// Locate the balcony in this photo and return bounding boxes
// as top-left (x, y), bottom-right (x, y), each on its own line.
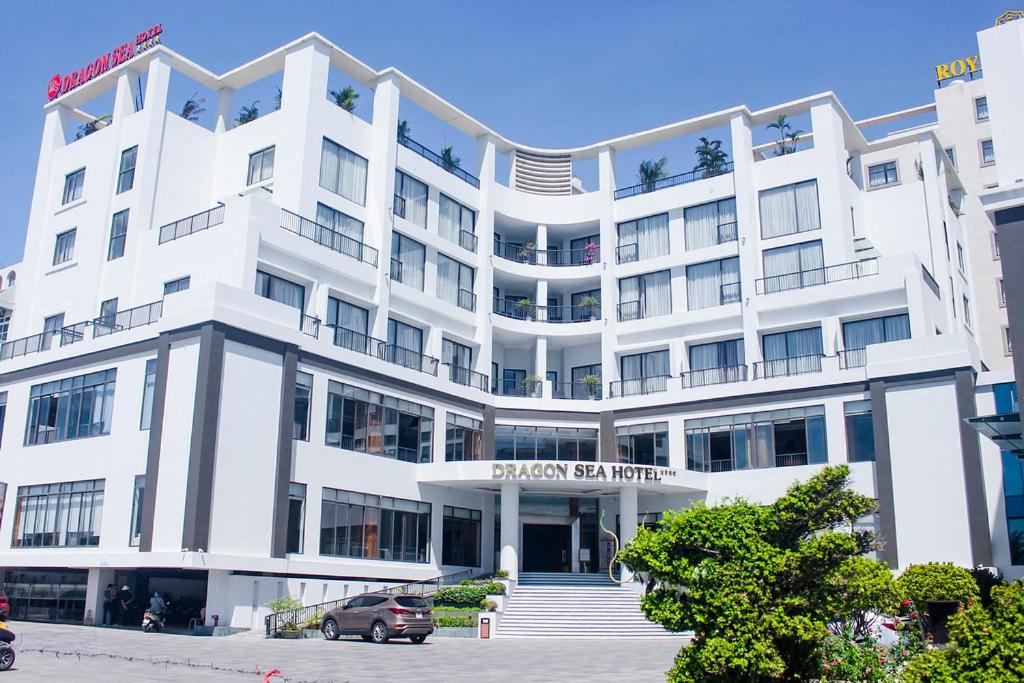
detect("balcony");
top-left (493, 239), bottom-right (600, 267)
top-left (616, 299), bottom-right (668, 323)
top-left (494, 377), bottom-right (542, 398)
top-left (838, 348), bottom-right (867, 369)
top-left (93, 301), bottom-right (163, 338)
top-left (158, 204), bottom-right (225, 244)
top-left (755, 258), bottom-right (879, 295)
top-left (681, 365), bottom-right (748, 388)
top-left (552, 381), bottom-right (602, 400)
top-left (324, 325), bottom-right (438, 376)
top-left (493, 297), bottom-right (600, 323)
top-left (393, 194), bottom-right (406, 219)
top-left (753, 354), bottom-right (825, 379)
top-left (609, 375), bottom-right (671, 398)
top-left (615, 242), bottom-right (639, 264)
top-left (300, 314), bottom-right (321, 338)
top-left (280, 209), bottom-right (379, 267)
top-left (444, 364), bottom-right (490, 392)
top-left (456, 289), bottom-right (476, 312)
top-left (398, 135), bottom-right (480, 188)
top-left (614, 162), bottom-right (734, 200)
top-left (452, 229), bottom-right (478, 253)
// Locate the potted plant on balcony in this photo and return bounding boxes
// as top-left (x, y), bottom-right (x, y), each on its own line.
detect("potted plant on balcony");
top-left (638, 157), bottom-right (669, 193)
top-left (523, 374), bottom-right (542, 396)
top-left (397, 119), bottom-right (411, 143)
top-left (582, 374), bottom-right (602, 398)
top-left (520, 242), bottom-right (536, 263)
top-left (767, 115), bottom-right (803, 156)
top-left (516, 297), bottom-right (535, 320)
top-left (583, 241), bottom-right (600, 265)
top-left (579, 295), bottom-right (600, 320)
top-left (180, 93), bottom-right (206, 122)
top-left (694, 137), bottom-right (729, 178)
top-left (440, 146), bottom-right (461, 172)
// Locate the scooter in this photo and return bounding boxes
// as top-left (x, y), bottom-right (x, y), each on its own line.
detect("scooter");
top-left (0, 620), bottom-right (15, 671)
top-left (141, 609), bottom-right (167, 633)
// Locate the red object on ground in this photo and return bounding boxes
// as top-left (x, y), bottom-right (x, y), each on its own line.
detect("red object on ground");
top-left (262, 669), bottom-right (283, 682)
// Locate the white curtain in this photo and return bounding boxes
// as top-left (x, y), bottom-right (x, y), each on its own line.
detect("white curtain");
top-left (684, 201), bottom-right (720, 249)
top-left (319, 139), bottom-right (339, 194)
top-left (763, 241), bottom-right (822, 292)
top-left (392, 234), bottom-right (425, 290)
top-left (321, 139), bottom-right (368, 206)
top-left (618, 276), bottom-right (640, 319)
top-left (644, 350), bottom-right (670, 377)
top-left (844, 314), bottom-right (910, 349)
top-left (686, 260), bottom-right (722, 310)
top-left (619, 213), bottom-right (669, 260)
top-left (759, 185), bottom-right (797, 238)
top-left (436, 254), bottom-right (459, 305)
top-left (389, 320), bottom-right (422, 353)
top-left (641, 270), bottom-right (672, 317)
top-left (396, 171), bottom-right (428, 228)
top-left (794, 181), bottom-right (821, 231)
top-left (438, 195), bottom-right (461, 243)
top-left (689, 343), bottom-right (721, 370)
top-left (884, 314), bottom-right (911, 341)
top-left (620, 354), bottom-right (643, 380)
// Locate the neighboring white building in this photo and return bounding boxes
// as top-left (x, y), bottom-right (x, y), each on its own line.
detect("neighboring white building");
top-left (0, 19), bottom-right (1021, 630)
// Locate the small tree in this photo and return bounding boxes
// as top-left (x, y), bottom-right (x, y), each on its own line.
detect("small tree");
top-left (180, 93), bottom-right (206, 122)
top-left (330, 86), bottom-right (359, 112)
top-left (694, 137), bottom-right (729, 178)
top-left (619, 465), bottom-right (886, 682)
top-left (236, 100), bottom-right (260, 126)
top-left (397, 119), bottom-right (411, 142)
top-left (638, 157), bottom-right (669, 192)
top-left (440, 146), bottom-right (460, 171)
top-left (768, 115), bottom-right (804, 156)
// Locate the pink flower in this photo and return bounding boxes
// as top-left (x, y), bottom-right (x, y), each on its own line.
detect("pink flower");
top-left (902, 599), bottom-right (912, 607)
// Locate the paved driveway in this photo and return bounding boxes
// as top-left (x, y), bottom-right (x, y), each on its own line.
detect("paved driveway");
top-left (2, 621), bottom-right (684, 682)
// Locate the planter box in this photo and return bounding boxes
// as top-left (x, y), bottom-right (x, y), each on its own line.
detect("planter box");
top-left (486, 594), bottom-right (508, 611)
top-left (432, 626), bottom-right (478, 638)
top-left (279, 630), bottom-right (301, 639)
top-left (301, 629), bottom-right (324, 639)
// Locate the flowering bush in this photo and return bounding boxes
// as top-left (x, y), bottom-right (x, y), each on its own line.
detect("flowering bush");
top-left (896, 563), bottom-right (979, 608)
top-left (818, 623), bottom-right (927, 682)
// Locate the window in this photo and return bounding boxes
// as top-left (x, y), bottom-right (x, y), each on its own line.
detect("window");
top-left (761, 240), bottom-right (824, 293)
top-left (326, 297), bottom-right (369, 352)
top-left (62, 168), bottom-right (85, 204)
top-left (98, 298), bottom-right (118, 329)
top-left (568, 234), bottom-right (600, 265)
top-left (570, 290), bottom-right (601, 321)
top-left (957, 243), bottom-right (966, 273)
top-left (443, 506), bottom-right (481, 567)
top-left (107, 210), bottom-right (129, 260)
top-left (944, 147), bottom-right (957, 168)
top-left (286, 483), bottom-right (306, 554)
top-left (617, 349), bottom-right (670, 396)
top-left (981, 139), bottom-right (995, 165)
top-left (25, 369), bottom-right (117, 445)
top-left (616, 213), bottom-right (669, 263)
top-left (446, 413), bottom-right (483, 461)
top-left (841, 314), bottom-right (910, 367)
top-left (0, 309), bottom-right (9, 343)
top-left (53, 229), bottom-right (76, 265)
top-left (616, 423), bottom-right (669, 466)
top-left (390, 233), bottom-right (426, 290)
top-left (494, 425), bottom-right (598, 461)
top-left (618, 270), bottom-right (671, 321)
top-left (684, 197), bottom-right (737, 249)
top-left (387, 319), bottom-right (424, 370)
top-left (1004, 326), bottom-right (1013, 356)
top-left (43, 314), bottom-right (65, 345)
top-left (844, 401), bottom-right (875, 462)
top-left (325, 380), bottom-right (434, 463)
top-left (963, 295), bottom-right (973, 328)
top-left (246, 146), bottom-right (275, 185)
top-left (686, 405), bottom-right (827, 472)
top-left (12, 479), bottom-right (105, 547)
top-left (999, 279), bottom-right (1007, 307)
top-left (687, 339), bottom-right (745, 386)
top-left (867, 161), bottom-right (899, 188)
top-left (315, 203), bottom-right (365, 259)
top-left (294, 372), bottom-right (312, 440)
top-left (117, 146), bottom-right (138, 193)
top-left (140, 358), bottom-right (157, 430)
top-left (0, 392), bottom-right (6, 448)
top-left (255, 270), bottom-right (305, 311)
top-left (394, 170), bottom-right (428, 227)
top-left (442, 338), bottom-right (474, 386)
top-left (163, 276), bottom-right (190, 296)
top-left (319, 487), bottom-right (431, 563)
top-left (569, 364), bottom-right (602, 399)
top-left (319, 138), bottom-right (368, 205)
top-left (438, 194), bottom-right (476, 248)
top-left (943, 222), bottom-right (951, 260)
top-left (686, 256), bottom-right (740, 310)
top-left (975, 96), bottom-right (989, 121)
top-left (759, 180), bottom-right (820, 238)
top-left (436, 254), bottom-right (475, 310)
top-left (992, 232), bottom-right (1001, 260)
top-left (129, 475), bottom-right (144, 546)
top-left (761, 327), bottom-right (823, 377)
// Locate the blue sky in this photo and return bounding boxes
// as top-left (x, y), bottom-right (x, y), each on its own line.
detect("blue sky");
top-left (0, 0), bottom-right (1007, 266)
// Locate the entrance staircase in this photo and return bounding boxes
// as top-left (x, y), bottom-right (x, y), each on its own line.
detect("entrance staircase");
top-left (495, 572), bottom-right (685, 639)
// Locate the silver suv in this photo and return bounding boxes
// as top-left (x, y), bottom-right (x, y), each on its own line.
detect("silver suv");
top-left (321, 594), bottom-right (433, 644)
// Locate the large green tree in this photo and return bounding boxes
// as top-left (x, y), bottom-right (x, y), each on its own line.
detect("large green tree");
top-left (619, 465), bottom-right (888, 682)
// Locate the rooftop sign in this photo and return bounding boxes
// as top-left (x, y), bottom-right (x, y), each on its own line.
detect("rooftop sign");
top-left (995, 10), bottom-right (1024, 24)
top-left (935, 55), bottom-right (981, 85)
top-left (46, 24), bottom-right (163, 101)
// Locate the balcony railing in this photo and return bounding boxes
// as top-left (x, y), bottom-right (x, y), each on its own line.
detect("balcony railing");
top-left (390, 258), bottom-right (404, 283)
top-left (681, 365), bottom-right (748, 388)
top-left (445, 364), bottom-right (490, 392)
top-left (457, 288), bottom-right (476, 312)
top-left (775, 452), bottom-right (809, 468)
top-left (494, 378), bottom-right (542, 398)
top-left (1, 330), bottom-right (57, 360)
top-left (92, 301), bottom-right (163, 338)
top-left (753, 354), bottom-right (825, 379)
top-left (720, 282), bottom-right (741, 305)
top-left (379, 343), bottom-right (439, 376)
top-left (609, 375), bottom-right (671, 397)
top-left (458, 229), bottom-right (478, 253)
top-left (3, 302), bottom-right (164, 361)
top-left (493, 297), bottom-right (600, 323)
top-left (393, 194), bottom-right (407, 219)
top-left (552, 381), bottom-right (603, 400)
top-left (280, 209), bottom-right (378, 267)
top-left (838, 348), bottom-right (868, 369)
top-left (492, 239), bottom-right (597, 267)
top-left (755, 258), bottom-right (879, 295)
top-left (300, 314), bottom-right (321, 338)
top-left (614, 162), bottom-right (735, 200)
top-left (616, 242), bottom-right (639, 264)
top-left (398, 135), bottom-right (480, 188)
top-left (717, 221), bottom-right (739, 244)
top-left (616, 299), bottom-right (664, 322)
top-left (327, 325), bottom-right (385, 357)
top-left (158, 204), bottom-right (225, 244)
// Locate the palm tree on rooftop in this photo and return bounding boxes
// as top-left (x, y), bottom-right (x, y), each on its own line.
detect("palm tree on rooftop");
top-left (180, 93), bottom-right (206, 122)
top-left (694, 137), bottom-right (729, 178)
top-left (440, 146), bottom-right (460, 171)
top-left (330, 87), bottom-right (359, 112)
top-left (638, 157), bottom-right (669, 192)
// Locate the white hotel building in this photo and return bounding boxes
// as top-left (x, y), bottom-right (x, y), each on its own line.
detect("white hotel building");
top-left (0, 19), bottom-right (1022, 631)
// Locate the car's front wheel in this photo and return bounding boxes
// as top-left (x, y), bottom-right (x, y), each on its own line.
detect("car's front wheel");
top-left (322, 618), bottom-right (340, 641)
top-left (410, 635), bottom-right (427, 644)
top-left (370, 621), bottom-right (389, 644)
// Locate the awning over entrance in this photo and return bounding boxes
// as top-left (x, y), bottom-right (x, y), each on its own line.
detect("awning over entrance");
top-left (966, 413), bottom-right (1024, 455)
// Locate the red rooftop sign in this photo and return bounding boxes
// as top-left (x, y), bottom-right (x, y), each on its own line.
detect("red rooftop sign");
top-left (46, 24), bottom-right (164, 101)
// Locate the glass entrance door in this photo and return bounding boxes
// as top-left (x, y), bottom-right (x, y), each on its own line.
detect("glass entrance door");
top-left (522, 524), bottom-right (572, 572)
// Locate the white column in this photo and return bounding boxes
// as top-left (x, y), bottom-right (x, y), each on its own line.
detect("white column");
top-left (571, 517), bottom-right (581, 573)
top-left (597, 146), bottom-right (618, 385)
top-left (214, 88), bottom-right (234, 133)
top-left (534, 336), bottom-right (548, 396)
top-left (619, 486), bottom-right (638, 582)
top-left (729, 112), bottom-right (762, 370)
top-left (500, 482), bottom-right (520, 581)
top-left (368, 74), bottom-right (402, 339)
top-left (113, 70), bottom-right (141, 121)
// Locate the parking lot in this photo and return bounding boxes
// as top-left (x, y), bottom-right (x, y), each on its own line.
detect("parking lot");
top-left (2, 621), bottom-right (685, 682)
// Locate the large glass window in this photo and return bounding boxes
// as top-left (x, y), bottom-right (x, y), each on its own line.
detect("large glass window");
top-left (325, 380), bottom-right (434, 463)
top-left (53, 229), bottom-right (76, 266)
top-left (117, 146), bottom-right (138, 193)
top-left (761, 240), bottom-right (824, 292)
top-left (687, 339), bottom-right (745, 386)
top-left (390, 233), bottom-right (426, 290)
top-left (163, 276), bottom-right (190, 296)
top-left (438, 194), bottom-right (475, 247)
top-left (327, 297), bottom-right (369, 352)
top-left (129, 475), bottom-right (144, 546)
top-left (443, 506), bottom-right (481, 567)
top-left (684, 197), bottom-right (737, 249)
top-left (761, 327), bottom-right (823, 377)
top-left (246, 146), bottom-right (275, 185)
top-left (686, 405), bottom-right (827, 472)
top-left (616, 422), bottom-right (669, 466)
top-left (841, 314), bottom-right (911, 367)
top-left (25, 369), bottom-right (117, 445)
top-left (618, 270), bottom-right (671, 321)
top-left (319, 487), bottom-right (431, 563)
top-left (62, 168), bottom-right (85, 205)
top-left (442, 338), bottom-right (474, 385)
top-left (437, 254), bottom-right (474, 310)
top-left (686, 256), bottom-right (740, 309)
top-left (316, 202), bottom-right (365, 259)
top-left (616, 213), bottom-right (669, 263)
top-left (446, 413), bottom-right (483, 461)
top-left (618, 349), bottom-right (670, 395)
top-left (319, 138), bottom-right (368, 205)
top-left (287, 483), bottom-right (306, 554)
top-left (387, 319), bottom-right (424, 370)
top-left (294, 372), bottom-right (312, 440)
top-left (844, 400), bottom-right (875, 463)
top-left (494, 425), bottom-right (598, 461)
top-left (570, 234), bottom-right (601, 265)
top-left (140, 358), bottom-right (157, 430)
top-left (867, 161), bottom-right (899, 188)
top-left (107, 210), bottom-right (129, 261)
top-left (394, 170), bottom-right (428, 228)
top-left (12, 479), bottom-right (105, 547)
top-left (255, 270), bottom-right (305, 311)
top-left (759, 180), bottom-right (820, 238)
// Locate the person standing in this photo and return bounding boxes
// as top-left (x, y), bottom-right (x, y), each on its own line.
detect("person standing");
top-left (102, 584), bottom-right (116, 626)
top-left (118, 584), bottom-right (134, 626)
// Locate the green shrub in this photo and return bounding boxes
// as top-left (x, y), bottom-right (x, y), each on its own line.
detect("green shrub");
top-left (435, 582), bottom-right (505, 607)
top-left (494, 569), bottom-right (509, 579)
top-left (434, 614), bottom-right (476, 628)
top-left (896, 563), bottom-right (979, 608)
top-left (902, 581), bottom-right (1024, 683)
top-left (969, 567), bottom-right (1006, 608)
top-left (265, 596), bottom-right (303, 613)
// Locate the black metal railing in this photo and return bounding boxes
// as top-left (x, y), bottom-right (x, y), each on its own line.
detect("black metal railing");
top-left (379, 344), bottom-right (439, 376)
top-left (390, 258), bottom-right (404, 283)
top-left (393, 194), bottom-right (407, 219)
top-left (300, 314), bottom-right (320, 338)
top-left (681, 365), bottom-right (748, 388)
top-left (457, 288), bottom-right (476, 312)
top-left (158, 204), bottom-right (225, 244)
top-left (398, 136), bottom-right (480, 188)
top-left (775, 452), bottom-right (809, 468)
top-left (0, 331), bottom-right (56, 360)
top-left (495, 378), bottom-right (543, 397)
top-left (493, 297), bottom-right (599, 323)
top-left (458, 229), bottom-right (478, 253)
top-left (445, 364), bottom-right (490, 392)
top-left (717, 221), bottom-right (739, 243)
top-left (609, 375), bottom-right (671, 397)
top-left (755, 258), bottom-right (879, 295)
top-left (616, 242), bottom-right (639, 264)
top-left (327, 325), bottom-right (385, 356)
top-left (280, 209), bottom-right (378, 267)
top-left (617, 299), bottom-right (659, 322)
top-left (720, 282), bottom-right (741, 305)
top-left (838, 348), bottom-right (867, 369)
top-left (552, 381), bottom-right (603, 400)
top-left (753, 354), bottom-right (825, 379)
top-left (614, 162), bottom-right (735, 200)
top-left (92, 301), bottom-right (163, 338)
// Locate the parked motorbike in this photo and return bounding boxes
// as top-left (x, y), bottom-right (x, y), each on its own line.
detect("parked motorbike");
top-left (141, 609), bottom-right (167, 633)
top-left (0, 620), bottom-right (15, 671)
